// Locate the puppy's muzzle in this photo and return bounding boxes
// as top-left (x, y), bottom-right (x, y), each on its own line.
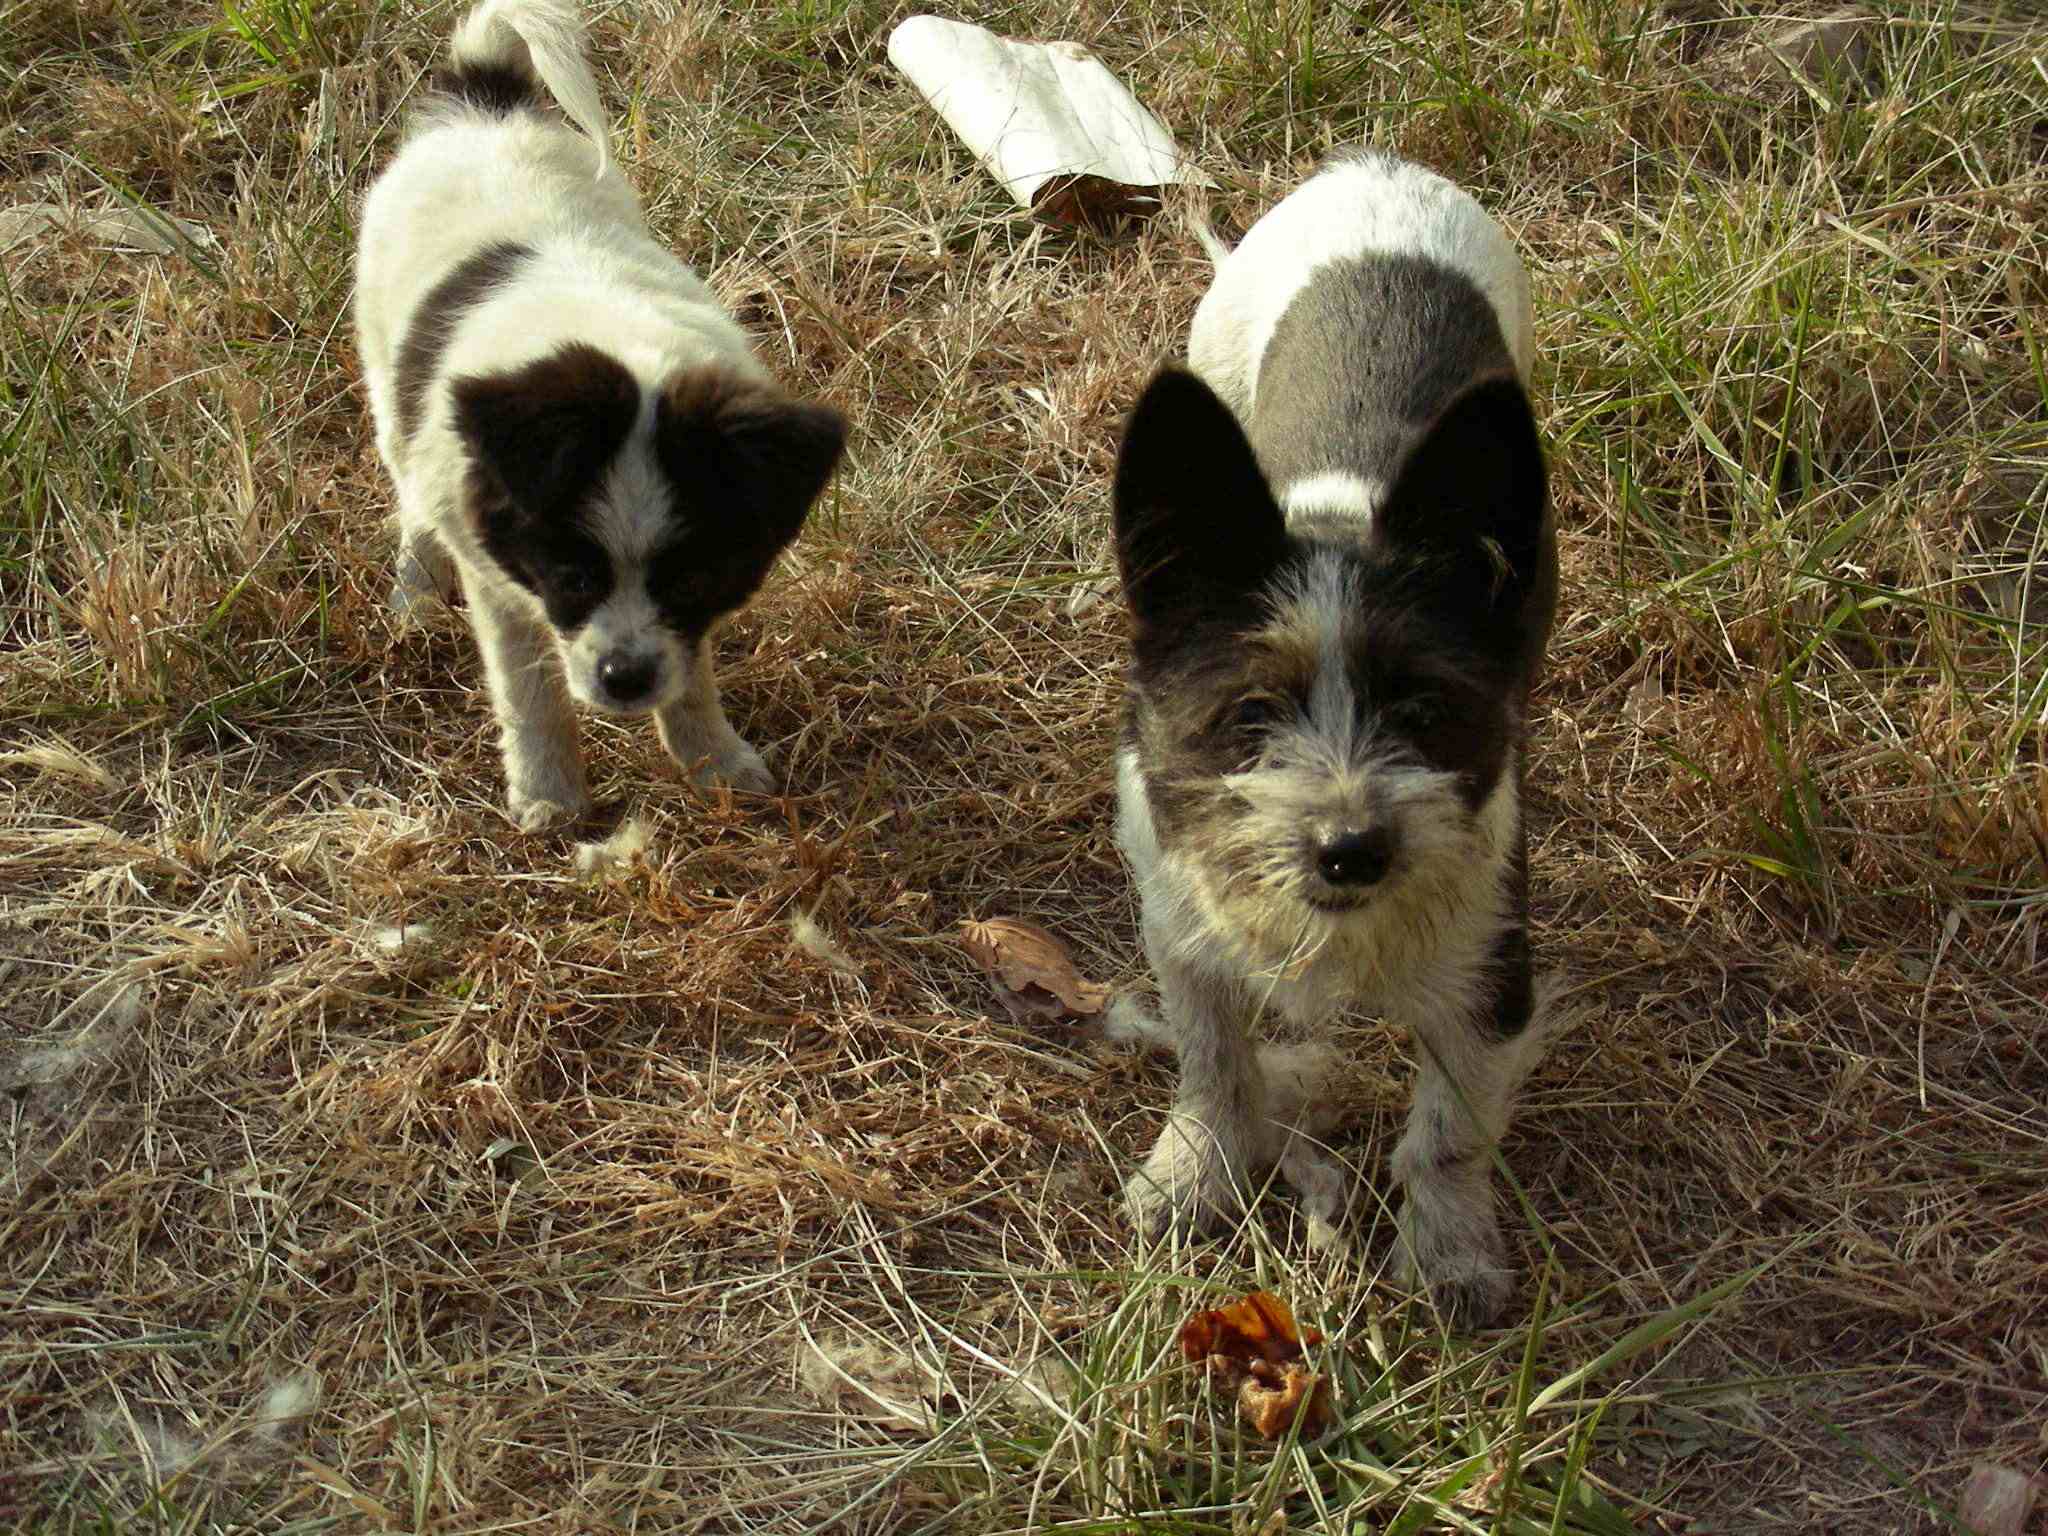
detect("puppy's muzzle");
top-left (596, 650), bottom-right (661, 710)
top-left (1314, 825), bottom-right (1396, 889)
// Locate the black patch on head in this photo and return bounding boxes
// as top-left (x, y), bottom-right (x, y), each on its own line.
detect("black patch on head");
top-left (1339, 575), bottom-right (1520, 811)
top-left (1113, 367), bottom-right (1291, 671)
top-left (452, 342), bottom-right (640, 630)
top-left (1123, 621), bottom-right (1309, 846)
top-left (394, 241), bottom-right (533, 442)
top-left (432, 60), bottom-right (543, 118)
top-left (1132, 539), bottom-right (1524, 839)
top-left (1252, 253), bottom-right (1519, 494)
top-left (646, 368), bottom-right (845, 640)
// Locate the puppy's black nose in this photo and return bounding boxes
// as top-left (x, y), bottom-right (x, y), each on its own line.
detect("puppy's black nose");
top-left (597, 652), bottom-right (658, 703)
top-left (1317, 828), bottom-right (1394, 887)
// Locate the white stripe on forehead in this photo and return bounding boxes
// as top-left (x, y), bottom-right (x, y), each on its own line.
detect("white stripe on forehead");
top-left (588, 423), bottom-right (672, 562)
top-left (1276, 549), bottom-right (1360, 754)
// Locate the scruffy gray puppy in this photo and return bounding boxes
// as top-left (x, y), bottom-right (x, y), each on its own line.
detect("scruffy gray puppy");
top-left (1111, 150), bottom-right (1557, 1325)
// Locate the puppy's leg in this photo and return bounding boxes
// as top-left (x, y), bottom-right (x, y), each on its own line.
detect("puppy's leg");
top-left (1125, 935), bottom-right (1267, 1239)
top-left (392, 522), bottom-right (455, 621)
top-left (379, 459), bottom-right (456, 623)
top-left (1262, 1042), bottom-right (1353, 1248)
top-left (655, 638), bottom-right (773, 794)
top-left (459, 566), bottom-right (589, 830)
top-left (1391, 941), bottom-right (1549, 1327)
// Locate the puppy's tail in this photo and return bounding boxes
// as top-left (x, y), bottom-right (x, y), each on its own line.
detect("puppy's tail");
top-left (442, 0), bottom-right (611, 177)
top-left (1182, 199), bottom-right (1233, 269)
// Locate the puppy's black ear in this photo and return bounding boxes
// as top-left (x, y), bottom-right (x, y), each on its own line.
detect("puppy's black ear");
top-left (452, 343), bottom-right (640, 520)
top-left (1377, 374), bottom-right (1548, 596)
top-left (656, 369), bottom-right (846, 558)
top-left (1114, 367), bottom-right (1288, 646)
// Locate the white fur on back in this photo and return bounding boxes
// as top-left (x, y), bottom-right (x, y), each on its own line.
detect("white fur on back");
top-left (355, 121), bottom-right (764, 452)
top-left (1186, 153), bottom-right (1534, 421)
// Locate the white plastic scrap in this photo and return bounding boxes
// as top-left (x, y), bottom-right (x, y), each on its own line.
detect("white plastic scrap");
top-left (0, 202), bottom-right (218, 257)
top-left (887, 16), bottom-right (1209, 223)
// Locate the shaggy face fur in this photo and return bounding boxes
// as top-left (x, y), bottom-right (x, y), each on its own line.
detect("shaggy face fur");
top-left (1112, 151), bottom-right (1556, 1327)
top-left (354, 0), bottom-right (843, 830)
top-left (1121, 375), bottom-right (1547, 989)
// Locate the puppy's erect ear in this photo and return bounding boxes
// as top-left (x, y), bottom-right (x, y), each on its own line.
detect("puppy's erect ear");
top-left (1377, 374), bottom-right (1548, 595)
top-left (1113, 367), bottom-right (1288, 644)
top-left (452, 343), bottom-right (640, 520)
top-left (656, 369), bottom-right (846, 556)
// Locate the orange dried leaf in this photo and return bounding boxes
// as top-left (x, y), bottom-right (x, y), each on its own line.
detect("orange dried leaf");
top-left (1237, 1361), bottom-right (1333, 1440)
top-left (958, 917), bottom-right (1110, 1022)
top-left (1178, 1289), bottom-right (1320, 1368)
top-left (1182, 1292), bottom-right (1332, 1440)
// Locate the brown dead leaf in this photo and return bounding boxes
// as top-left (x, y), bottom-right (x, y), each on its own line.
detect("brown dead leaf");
top-left (1960, 1462), bottom-right (2041, 1536)
top-left (1180, 1291), bottom-right (1333, 1441)
top-left (958, 917), bottom-right (1109, 1023)
top-left (1030, 172), bottom-right (1159, 230)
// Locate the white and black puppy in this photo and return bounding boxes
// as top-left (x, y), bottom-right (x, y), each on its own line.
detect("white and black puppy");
top-left (1112, 150), bottom-right (1557, 1326)
top-left (355, 0), bottom-right (844, 830)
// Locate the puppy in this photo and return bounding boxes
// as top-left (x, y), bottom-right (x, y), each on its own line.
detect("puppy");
top-left (1111, 149), bottom-right (1556, 1326)
top-left (355, 0), bottom-right (844, 830)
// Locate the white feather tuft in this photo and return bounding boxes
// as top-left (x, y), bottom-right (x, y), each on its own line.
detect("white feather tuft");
top-left (572, 817), bottom-right (651, 878)
top-left (254, 1371), bottom-right (321, 1438)
top-left (369, 921), bottom-right (435, 954)
top-left (791, 909), bottom-right (859, 975)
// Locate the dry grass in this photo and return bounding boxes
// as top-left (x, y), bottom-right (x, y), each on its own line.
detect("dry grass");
top-left (4, 0), bottom-right (2046, 1530)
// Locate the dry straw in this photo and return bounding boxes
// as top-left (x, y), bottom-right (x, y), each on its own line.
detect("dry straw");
top-left (2, 0), bottom-right (2043, 1530)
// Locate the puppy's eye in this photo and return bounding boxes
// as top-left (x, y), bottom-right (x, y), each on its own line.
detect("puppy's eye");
top-left (1392, 693), bottom-right (1443, 728)
top-left (555, 566), bottom-right (601, 600)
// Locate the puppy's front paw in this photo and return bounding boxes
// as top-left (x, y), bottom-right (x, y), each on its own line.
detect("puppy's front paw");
top-left (506, 758), bottom-right (590, 832)
top-left (687, 737), bottom-right (774, 795)
top-left (507, 788), bottom-right (590, 833)
top-left (1399, 1192), bottom-right (1511, 1329)
top-left (658, 704), bottom-right (776, 796)
top-left (502, 726), bottom-right (589, 832)
top-left (1277, 1139), bottom-right (1353, 1252)
top-left (1125, 1116), bottom-right (1250, 1241)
